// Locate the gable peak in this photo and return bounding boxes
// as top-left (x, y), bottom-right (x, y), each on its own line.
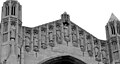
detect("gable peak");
top-left (109, 13), bottom-right (119, 22)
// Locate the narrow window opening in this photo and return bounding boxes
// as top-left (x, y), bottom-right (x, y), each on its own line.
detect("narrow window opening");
top-left (11, 4), bottom-right (16, 15)
top-left (7, 6), bottom-right (9, 15)
top-left (5, 6), bottom-right (7, 16)
top-left (13, 6), bottom-right (16, 15)
top-left (11, 6), bottom-right (13, 15)
top-left (110, 22), bottom-right (115, 35)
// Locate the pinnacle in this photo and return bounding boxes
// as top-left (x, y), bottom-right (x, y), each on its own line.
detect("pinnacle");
top-left (63, 11), bottom-right (67, 14)
top-left (109, 13), bottom-right (119, 22)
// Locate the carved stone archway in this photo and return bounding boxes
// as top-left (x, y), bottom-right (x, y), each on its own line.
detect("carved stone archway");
top-left (39, 55), bottom-right (86, 64)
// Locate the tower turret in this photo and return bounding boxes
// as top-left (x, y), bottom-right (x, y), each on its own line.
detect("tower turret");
top-left (0, 0), bottom-right (22, 64)
top-left (106, 13), bottom-right (120, 64)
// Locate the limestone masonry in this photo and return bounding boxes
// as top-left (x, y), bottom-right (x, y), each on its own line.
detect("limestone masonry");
top-left (0, 0), bottom-right (120, 64)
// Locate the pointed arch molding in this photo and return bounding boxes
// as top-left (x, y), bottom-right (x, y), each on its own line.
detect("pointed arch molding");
top-left (38, 55), bottom-right (86, 64)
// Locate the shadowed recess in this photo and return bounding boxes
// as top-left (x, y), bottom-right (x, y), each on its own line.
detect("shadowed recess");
top-left (40, 55), bottom-right (86, 64)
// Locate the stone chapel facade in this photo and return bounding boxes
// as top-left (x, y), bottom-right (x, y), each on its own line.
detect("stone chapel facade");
top-left (0, 0), bottom-right (120, 64)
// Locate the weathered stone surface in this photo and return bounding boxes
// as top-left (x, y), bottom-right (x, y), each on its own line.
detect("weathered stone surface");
top-left (1, 0), bottom-right (120, 64)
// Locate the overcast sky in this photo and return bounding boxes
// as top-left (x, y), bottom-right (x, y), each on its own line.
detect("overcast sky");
top-left (0, 0), bottom-right (120, 40)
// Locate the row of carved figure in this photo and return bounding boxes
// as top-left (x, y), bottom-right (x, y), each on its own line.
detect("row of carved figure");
top-left (1, 18), bottom-right (111, 64)
top-left (21, 21), bottom-right (110, 64)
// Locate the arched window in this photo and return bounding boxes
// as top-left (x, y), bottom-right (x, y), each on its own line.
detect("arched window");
top-left (117, 22), bottom-right (120, 35)
top-left (5, 5), bottom-right (9, 16)
top-left (8, 5), bottom-right (9, 15)
top-left (5, 6), bottom-right (7, 16)
top-left (109, 22), bottom-right (115, 35)
top-left (11, 5), bottom-right (13, 15)
top-left (13, 5), bottom-right (16, 15)
top-left (11, 4), bottom-right (16, 15)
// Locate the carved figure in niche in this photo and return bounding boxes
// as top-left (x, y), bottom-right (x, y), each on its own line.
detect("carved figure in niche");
top-left (25, 36), bottom-right (31, 52)
top-left (101, 49), bottom-right (108, 63)
top-left (79, 29), bottom-right (84, 37)
top-left (18, 36), bottom-right (23, 48)
top-left (41, 43), bottom-right (47, 49)
top-left (25, 29), bottom-right (31, 52)
top-left (86, 34), bottom-right (93, 57)
top-left (71, 25), bottom-right (78, 47)
top-left (18, 23), bottom-right (21, 35)
top-left (79, 38), bottom-right (86, 52)
top-left (94, 39), bottom-right (101, 62)
top-left (63, 21), bottom-right (70, 45)
top-left (87, 42), bottom-right (93, 57)
top-left (113, 51), bottom-right (119, 60)
top-left (48, 25), bottom-right (55, 47)
top-left (10, 21), bottom-right (16, 40)
top-left (41, 27), bottom-right (47, 49)
top-left (33, 29), bottom-right (39, 52)
top-left (56, 22), bottom-right (62, 44)
top-left (86, 34), bottom-right (91, 40)
top-left (78, 29), bottom-right (86, 52)
top-left (33, 37), bottom-right (39, 52)
top-left (101, 41), bottom-right (108, 64)
top-left (111, 37), bottom-right (118, 51)
top-left (3, 22), bottom-right (8, 32)
top-left (94, 46), bottom-right (101, 62)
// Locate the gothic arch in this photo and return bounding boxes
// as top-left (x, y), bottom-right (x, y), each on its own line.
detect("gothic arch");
top-left (38, 55), bottom-right (86, 64)
top-left (11, 1), bottom-right (17, 15)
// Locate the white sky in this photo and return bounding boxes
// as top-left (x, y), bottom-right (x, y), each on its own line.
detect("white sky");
top-left (0, 0), bottom-right (120, 40)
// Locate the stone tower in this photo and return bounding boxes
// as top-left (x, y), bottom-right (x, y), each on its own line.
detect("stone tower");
top-left (1, 0), bottom-right (120, 64)
top-left (0, 0), bottom-right (22, 64)
top-left (105, 13), bottom-right (120, 64)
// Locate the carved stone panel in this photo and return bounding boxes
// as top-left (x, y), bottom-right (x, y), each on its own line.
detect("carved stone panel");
top-left (33, 27), bottom-right (39, 52)
top-left (110, 37), bottom-right (119, 60)
top-left (78, 28), bottom-right (86, 52)
top-left (18, 35), bottom-right (22, 48)
top-left (86, 34), bottom-right (93, 57)
top-left (48, 23), bottom-right (55, 47)
top-left (110, 37), bottom-right (118, 52)
top-left (24, 27), bottom-right (32, 52)
top-left (56, 21), bottom-right (62, 44)
top-left (3, 22), bottom-right (8, 32)
top-left (41, 25), bottom-right (47, 49)
top-left (63, 21), bottom-right (70, 45)
top-left (93, 38), bottom-right (101, 62)
top-left (10, 21), bottom-right (16, 40)
top-left (71, 24), bottom-right (78, 47)
top-left (101, 40), bottom-right (109, 64)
